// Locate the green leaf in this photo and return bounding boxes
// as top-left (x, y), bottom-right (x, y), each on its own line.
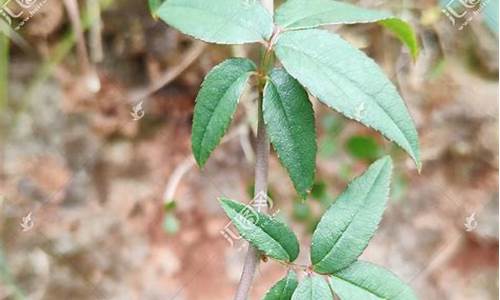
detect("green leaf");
top-left (263, 271), bottom-right (299, 300)
top-left (293, 201), bottom-right (311, 221)
top-left (219, 198), bottom-right (299, 262)
top-left (275, 30), bottom-right (420, 169)
top-left (157, 0), bottom-right (273, 44)
top-left (345, 135), bottom-right (381, 161)
top-left (329, 261), bottom-right (417, 300)
top-left (311, 156), bottom-right (393, 273)
top-left (291, 275), bottom-right (332, 300)
top-left (263, 68), bottom-right (317, 198)
top-left (378, 18), bottom-right (419, 60)
top-left (310, 181), bottom-right (327, 199)
top-left (191, 58), bottom-right (256, 167)
top-left (148, 0), bottom-right (165, 19)
top-left (483, 0), bottom-right (499, 35)
top-left (275, 0), bottom-right (419, 59)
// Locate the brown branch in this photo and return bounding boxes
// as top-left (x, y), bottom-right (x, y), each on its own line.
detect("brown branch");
top-left (128, 40), bottom-right (206, 103)
top-left (63, 0), bottom-right (90, 74)
top-left (234, 1), bottom-right (273, 299)
top-left (63, 0), bottom-right (101, 93)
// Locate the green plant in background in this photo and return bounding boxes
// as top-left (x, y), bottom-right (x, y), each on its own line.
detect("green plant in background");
top-left (156, 0), bottom-right (420, 299)
top-left (0, 34), bottom-right (8, 109)
top-left (345, 135), bottom-right (382, 162)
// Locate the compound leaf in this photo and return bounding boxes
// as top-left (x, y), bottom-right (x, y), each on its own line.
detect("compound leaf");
top-left (157, 0), bottom-right (273, 44)
top-left (192, 58), bottom-right (255, 167)
top-left (275, 0), bottom-right (419, 58)
top-left (219, 198), bottom-right (299, 262)
top-left (275, 30), bottom-right (420, 169)
top-left (263, 68), bottom-right (317, 199)
top-left (263, 270), bottom-right (299, 300)
top-left (291, 275), bottom-right (332, 300)
top-left (311, 156), bottom-right (393, 273)
top-left (329, 261), bottom-right (417, 300)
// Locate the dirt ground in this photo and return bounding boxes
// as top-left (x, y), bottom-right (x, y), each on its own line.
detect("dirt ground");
top-left (0, 0), bottom-right (498, 299)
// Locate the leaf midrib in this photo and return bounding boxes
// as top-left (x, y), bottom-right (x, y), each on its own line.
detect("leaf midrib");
top-left (313, 162), bottom-right (386, 268)
top-left (331, 275), bottom-right (390, 300)
top-left (232, 206), bottom-right (291, 261)
top-left (277, 38), bottom-right (414, 155)
top-left (279, 275), bottom-right (293, 300)
top-left (279, 3), bottom-right (392, 29)
top-left (267, 79), bottom-right (311, 183)
top-left (197, 72), bottom-right (250, 157)
top-left (165, 3), bottom-right (266, 40)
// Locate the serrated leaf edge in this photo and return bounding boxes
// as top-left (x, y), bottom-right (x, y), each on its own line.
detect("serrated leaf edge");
top-left (219, 198), bottom-right (299, 262)
top-left (312, 156), bottom-right (393, 273)
top-left (262, 71), bottom-right (317, 198)
top-left (274, 30), bottom-right (421, 170)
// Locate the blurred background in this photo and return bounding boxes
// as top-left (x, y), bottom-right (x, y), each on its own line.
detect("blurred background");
top-left (0, 0), bottom-right (498, 299)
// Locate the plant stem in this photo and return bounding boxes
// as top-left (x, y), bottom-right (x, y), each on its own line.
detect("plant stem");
top-left (63, 0), bottom-right (90, 75)
top-left (234, 92), bottom-right (269, 300)
top-left (234, 2), bottom-right (273, 299)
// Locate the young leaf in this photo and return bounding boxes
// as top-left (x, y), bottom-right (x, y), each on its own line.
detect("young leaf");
top-left (157, 0), bottom-right (273, 44)
top-left (274, 30), bottom-right (420, 169)
top-left (191, 58), bottom-right (255, 167)
top-left (275, 0), bottom-right (419, 59)
top-left (263, 270), bottom-right (299, 300)
top-left (311, 156), bottom-right (393, 273)
top-left (219, 198), bottom-right (299, 262)
top-left (329, 261), bottom-right (417, 300)
top-left (291, 275), bottom-right (332, 300)
top-left (263, 68), bottom-right (317, 198)
top-left (378, 18), bottom-right (419, 60)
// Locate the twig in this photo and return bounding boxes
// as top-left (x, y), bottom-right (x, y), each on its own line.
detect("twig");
top-left (129, 40), bottom-right (206, 103)
top-left (87, 0), bottom-right (103, 63)
top-left (63, 0), bottom-right (101, 93)
top-left (163, 157), bottom-right (195, 204)
top-left (0, 19), bottom-right (33, 53)
top-left (63, 0), bottom-right (90, 74)
top-left (234, 1), bottom-right (273, 299)
top-left (162, 124), bottom-right (250, 205)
